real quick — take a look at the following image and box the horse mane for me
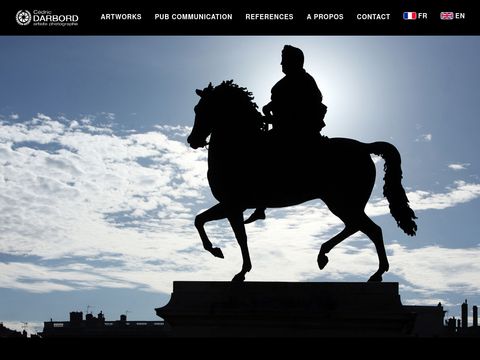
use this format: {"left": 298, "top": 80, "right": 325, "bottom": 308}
{"left": 208, "top": 80, "right": 262, "bottom": 124}
{"left": 214, "top": 80, "right": 258, "bottom": 110}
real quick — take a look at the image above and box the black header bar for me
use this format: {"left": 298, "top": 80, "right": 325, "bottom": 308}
{"left": 1, "top": 2, "right": 478, "bottom": 35}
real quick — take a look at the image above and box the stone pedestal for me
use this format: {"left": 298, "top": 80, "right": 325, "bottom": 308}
{"left": 156, "top": 281, "right": 417, "bottom": 337}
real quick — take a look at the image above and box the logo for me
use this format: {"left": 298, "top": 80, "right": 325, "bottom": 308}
{"left": 15, "top": 10, "right": 79, "bottom": 27}
{"left": 403, "top": 12, "right": 417, "bottom": 20}
{"left": 16, "top": 10, "right": 32, "bottom": 25}
{"left": 440, "top": 12, "right": 454, "bottom": 20}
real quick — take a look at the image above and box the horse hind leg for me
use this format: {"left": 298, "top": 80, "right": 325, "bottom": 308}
{"left": 318, "top": 225, "right": 358, "bottom": 270}
{"left": 358, "top": 214, "right": 389, "bottom": 282}
{"left": 194, "top": 203, "right": 227, "bottom": 258}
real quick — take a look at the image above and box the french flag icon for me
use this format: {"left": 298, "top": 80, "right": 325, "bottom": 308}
{"left": 403, "top": 12, "right": 417, "bottom": 20}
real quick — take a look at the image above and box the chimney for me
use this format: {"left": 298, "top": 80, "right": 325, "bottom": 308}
{"left": 98, "top": 311, "right": 105, "bottom": 322}
{"left": 69, "top": 311, "right": 83, "bottom": 323}
{"left": 473, "top": 305, "right": 478, "bottom": 327}
{"left": 461, "top": 299, "right": 468, "bottom": 328}
{"left": 447, "top": 317, "right": 456, "bottom": 332}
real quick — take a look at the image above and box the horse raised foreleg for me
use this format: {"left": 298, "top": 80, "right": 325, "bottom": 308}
{"left": 227, "top": 211, "right": 252, "bottom": 282}
{"left": 195, "top": 203, "right": 227, "bottom": 258}
{"left": 358, "top": 214, "right": 389, "bottom": 282}
{"left": 318, "top": 226, "right": 357, "bottom": 270}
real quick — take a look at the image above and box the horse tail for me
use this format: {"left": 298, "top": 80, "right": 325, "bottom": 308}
{"left": 368, "top": 142, "right": 417, "bottom": 236}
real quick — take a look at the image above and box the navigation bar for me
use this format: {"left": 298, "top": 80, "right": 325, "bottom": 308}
{"left": 1, "top": 3, "right": 477, "bottom": 35}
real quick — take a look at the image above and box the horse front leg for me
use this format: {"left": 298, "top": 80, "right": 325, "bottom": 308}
{"left": 227, "top": 210, "right": 252, "bottom": 282}
{"left": 194, "top": 203, "right": 227, "bottom": 258}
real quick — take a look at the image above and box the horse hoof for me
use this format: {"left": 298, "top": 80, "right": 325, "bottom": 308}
{"left": 368, "top": 274, "right": 383, "bottom": 282}
{"left": 232, "top": 273, "right": 245, "bottom": 282}
{"left": 210, "top": 247, "right": 224, "bottom": 258}
{"left": 317, "top": 253, "right": 329, "bottom": 270}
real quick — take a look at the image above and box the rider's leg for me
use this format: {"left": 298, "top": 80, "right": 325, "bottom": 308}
{"left": 244, "top": 207, "right": 266, "bottom": 224}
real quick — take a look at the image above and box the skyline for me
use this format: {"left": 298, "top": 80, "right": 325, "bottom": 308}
{"left": 1, "top": 36, "right": 480, "bottom": 334}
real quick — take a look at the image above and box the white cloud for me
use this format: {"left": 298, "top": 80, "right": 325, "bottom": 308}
{"left": 401, "top": 297, "right": 454, "bottom": 307}
{"left": 365, "top": 180, "right": 480, "bottom": 215}
{"left": 388, "top": 244, "right": 480, "bottom": 294}
{"left": 0, "top": 321, "right": 43, "bottom": 337}
{"left": 9, "top": 113, "right": 19, "bottom": 120}
{"left": 416, "top": 133, "right": 432, "bottom": 142}
{"left": 448, "top": 163, "right": 470, "bottom": 171}
{"left": 1, "top": 113, "right": 480, "bottom": 302}
{"left": 308, "top": 242, "right": 480, "bottom": 297}
{"left": 0, "top": 114, "right": 207, "bottom": 263}
{"left": 36, "top": 113, "right": 52, "bottom": 122}
{"left": 0, "top": 262, "right": 144, "bottom": 293}
{"left": 100, "top": 112, "right": 115, "bottom": 120}
{"left": 407, "top": 181, "right": 480, "bottom": 211}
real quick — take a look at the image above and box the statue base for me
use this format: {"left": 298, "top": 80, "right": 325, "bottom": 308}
{"left": 155, "top": 281, "right": 432, "bottom": 337}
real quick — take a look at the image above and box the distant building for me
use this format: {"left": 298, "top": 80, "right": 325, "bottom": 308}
{"left": 445, "top": 300, "right": 480, "bottom": 337}
{"left": 39, "top": 289, "right": 480, "bottom": 338}
{"left": 40, "top": 311, "right": 170, "bottom": 338}
{"left": 403, "top": 303, "right": 447, "bottom": 337}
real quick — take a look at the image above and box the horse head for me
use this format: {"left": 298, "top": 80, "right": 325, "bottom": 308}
{"left": 187, "top": 83, "right": 214, "bottom": 149}
{"left": 187, "top": 81, "right": 262, "bottom": 149}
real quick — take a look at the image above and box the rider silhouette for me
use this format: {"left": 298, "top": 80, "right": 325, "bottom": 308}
{"left": 245, "top": 45, "right": 327, "bottom": 224}
{"left": 264, "top": 45, "right": 326, "bottom": 137}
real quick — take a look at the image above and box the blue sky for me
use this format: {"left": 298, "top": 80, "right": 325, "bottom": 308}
{"left": 1, "top": 36, "right": 480, "bottom": 334}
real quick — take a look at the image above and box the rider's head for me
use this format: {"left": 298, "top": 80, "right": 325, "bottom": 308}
{"left": 281, "top": 45, "right": 304, "bottom": 75}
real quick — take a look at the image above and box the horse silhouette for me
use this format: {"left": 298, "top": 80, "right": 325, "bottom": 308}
{"left": 187, "top": 80, "right": 417, "bottom": 282}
